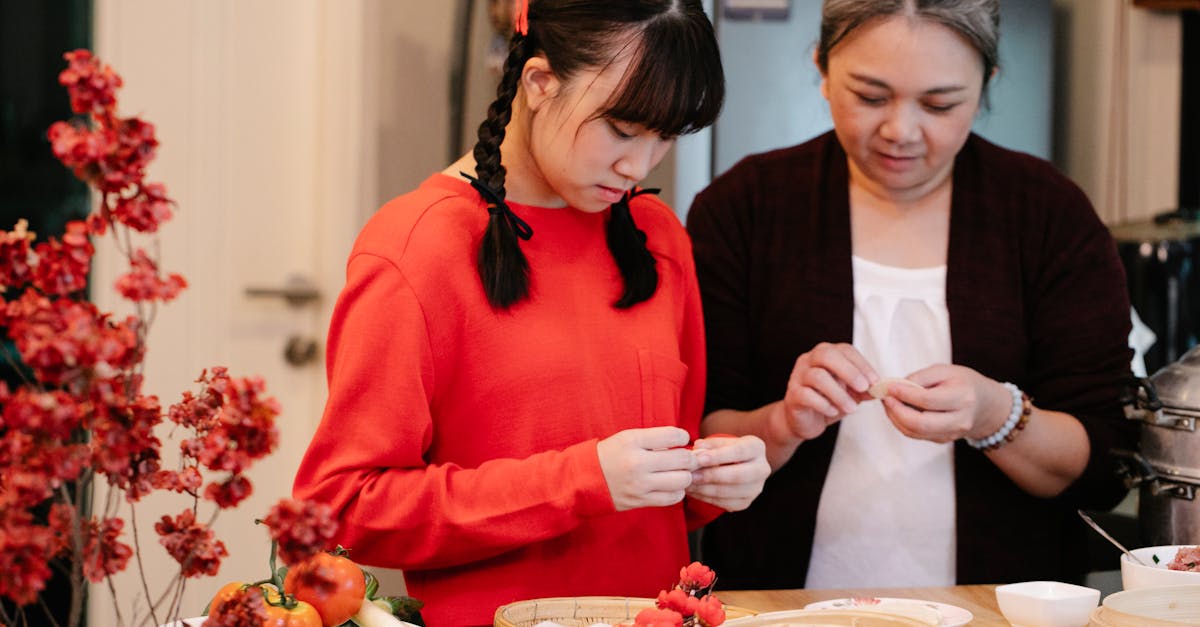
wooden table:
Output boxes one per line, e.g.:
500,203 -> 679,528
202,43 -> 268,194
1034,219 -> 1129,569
719,586 -> 1007,626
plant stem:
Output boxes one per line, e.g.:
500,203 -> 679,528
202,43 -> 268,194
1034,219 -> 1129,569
263,539 -> 298,609
0,599 -> 16,627
167,573 -> 187,626
129,502 -> 161,627
60,484 -> 85,627
36,593 -> 63,627
0,341 -> 36,388
105,575 -> 125,627
149,573 -> 183,618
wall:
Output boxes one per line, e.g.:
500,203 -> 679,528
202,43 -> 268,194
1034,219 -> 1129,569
1055,0 -> 1181,224
711,0 -> 1055,184
366,1 -> 1186,227
371,2 -> 460,211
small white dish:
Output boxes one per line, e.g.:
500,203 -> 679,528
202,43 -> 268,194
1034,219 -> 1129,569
994,581 -> 1099,627
803,597 -> 972,626
1121,545 -> 1200,590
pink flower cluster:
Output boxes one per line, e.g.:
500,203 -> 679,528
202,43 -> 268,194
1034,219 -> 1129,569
205,585 -> 270,627
262,498 -> 339,567
0,49 -> 295,623
621,562 -> 726,627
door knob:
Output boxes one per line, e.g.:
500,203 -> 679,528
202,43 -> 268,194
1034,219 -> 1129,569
284,335 -> 320,366
244,275 -> 321,308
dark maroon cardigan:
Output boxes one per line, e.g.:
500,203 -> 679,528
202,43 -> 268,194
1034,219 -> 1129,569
687,131 -> 1137,588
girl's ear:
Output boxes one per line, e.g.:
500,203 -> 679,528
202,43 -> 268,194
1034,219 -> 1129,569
520,54 -> 560,112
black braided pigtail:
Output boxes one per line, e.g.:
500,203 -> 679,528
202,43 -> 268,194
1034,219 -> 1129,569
607,189 -> 660,308
474,36 -> 532,309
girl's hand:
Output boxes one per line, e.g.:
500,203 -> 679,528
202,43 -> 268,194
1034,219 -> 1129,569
596,426 -> 697,511
776,342 -> 878,441
880,364 -> 1013,443
685,435 -> 770,512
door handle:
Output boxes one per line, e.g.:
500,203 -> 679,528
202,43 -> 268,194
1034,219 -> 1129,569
284,335 -> 320,366
244,275 -> 320,308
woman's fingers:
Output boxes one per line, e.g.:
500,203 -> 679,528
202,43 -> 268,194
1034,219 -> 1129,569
881,394 -> 972,443
791,378 -> 840,418
790,343 -> 877,416
810,342 -> 877,393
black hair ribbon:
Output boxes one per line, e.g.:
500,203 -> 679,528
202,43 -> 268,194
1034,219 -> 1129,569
618,187 -> 661,206
460,171 -> 533,241
613,187 -> 661,243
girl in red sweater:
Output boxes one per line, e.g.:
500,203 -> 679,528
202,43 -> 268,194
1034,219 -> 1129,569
293,1 -> 769,624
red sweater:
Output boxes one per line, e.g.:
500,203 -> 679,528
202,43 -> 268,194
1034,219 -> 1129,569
293,174 -> 711,626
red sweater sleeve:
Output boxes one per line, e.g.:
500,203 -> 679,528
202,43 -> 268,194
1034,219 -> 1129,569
292,253 -> 616,570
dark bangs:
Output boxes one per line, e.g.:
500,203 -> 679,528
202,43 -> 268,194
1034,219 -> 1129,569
600,15 -> 724,137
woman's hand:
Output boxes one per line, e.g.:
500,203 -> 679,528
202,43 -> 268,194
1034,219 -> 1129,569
880,364 -> 1012,443
775,342 -> 878,441
685,435 -> 770,512
596,426 -> 698,512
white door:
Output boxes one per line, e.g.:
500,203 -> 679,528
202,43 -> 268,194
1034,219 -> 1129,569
88,1 -> 373,622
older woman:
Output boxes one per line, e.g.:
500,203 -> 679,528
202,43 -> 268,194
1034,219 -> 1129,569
688,0 -> 1135,589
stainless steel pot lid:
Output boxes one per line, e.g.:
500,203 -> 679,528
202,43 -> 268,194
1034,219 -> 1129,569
1149,345 -> 1200,412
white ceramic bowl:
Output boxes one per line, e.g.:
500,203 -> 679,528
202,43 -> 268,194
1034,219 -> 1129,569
994,581 -> 1100,627
1121,545 -> 1200,590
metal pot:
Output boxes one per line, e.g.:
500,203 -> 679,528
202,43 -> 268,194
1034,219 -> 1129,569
1121,345 -> 1200,545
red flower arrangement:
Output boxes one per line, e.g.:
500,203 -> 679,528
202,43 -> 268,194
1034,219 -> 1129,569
622,562 -> 726,627
0,50 -> 335,627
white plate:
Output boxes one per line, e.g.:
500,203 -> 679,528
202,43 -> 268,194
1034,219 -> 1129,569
804,597 -> 973,627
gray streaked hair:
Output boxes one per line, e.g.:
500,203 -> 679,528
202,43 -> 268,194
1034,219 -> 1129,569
817,0 -> 1000,96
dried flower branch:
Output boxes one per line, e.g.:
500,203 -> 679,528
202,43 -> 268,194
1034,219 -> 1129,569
0,49 -> 298,627
616,562 -> 727,627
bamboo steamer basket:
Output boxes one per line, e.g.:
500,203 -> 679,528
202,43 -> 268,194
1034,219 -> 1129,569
724,608 -> 935,626
493,596 -> 757,627
1088,584 -> 1200,626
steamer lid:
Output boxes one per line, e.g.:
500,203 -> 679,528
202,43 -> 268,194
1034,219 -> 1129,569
1149,345 -> 1200,412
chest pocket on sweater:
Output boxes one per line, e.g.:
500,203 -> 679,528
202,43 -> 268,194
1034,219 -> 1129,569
637,349 -> 688,428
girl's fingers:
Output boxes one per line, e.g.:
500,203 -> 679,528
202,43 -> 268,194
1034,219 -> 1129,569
643,469 -> 695,493
692,435 -> 762,467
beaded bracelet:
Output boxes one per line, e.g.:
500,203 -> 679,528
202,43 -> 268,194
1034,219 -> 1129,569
965,382 -> 1032,451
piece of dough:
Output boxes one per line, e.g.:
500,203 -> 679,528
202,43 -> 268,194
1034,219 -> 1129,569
867,377 -> 922,399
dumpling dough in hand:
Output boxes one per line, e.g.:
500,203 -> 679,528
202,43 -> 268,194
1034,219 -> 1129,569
867,377 -> 922,399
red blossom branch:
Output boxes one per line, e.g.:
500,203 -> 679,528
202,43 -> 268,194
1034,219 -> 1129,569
0,49 -> 303,627
644,562 -> 727,627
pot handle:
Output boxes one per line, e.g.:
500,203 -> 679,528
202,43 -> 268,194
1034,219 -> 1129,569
1150,479 -> 1198,501
1119,375 -> 1193,428
1121,377 -> 1197,430
1110,448 -> 1156,490
1120,375 -> 1162,413
1112,448 -> 1200,500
